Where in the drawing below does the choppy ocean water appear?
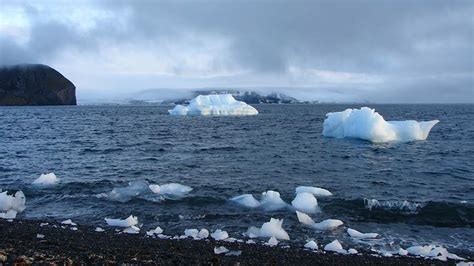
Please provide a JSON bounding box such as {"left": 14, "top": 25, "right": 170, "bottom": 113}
{"left": 1, "top": 104, "right": 473, "bottom": 256}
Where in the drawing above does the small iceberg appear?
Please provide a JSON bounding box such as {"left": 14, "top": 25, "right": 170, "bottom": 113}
{"left": 148, "top": 183, "right": 193, "bottom": 199}
{"left": 0, "top": 210, "right": 17, "bottom": 219}
{"left": 291, "top": 192, "right": 318, "bottom": 214}
{"left": 322, "top": 107, "right": 439, "bottom": 143}
{"left": 214, "top": 246, "right": 229, "bottom": 254}
{"left": 295, "top": 186, "right": 333, "bottom": 197}
{"left": 348, "top": 248, "right": 358, "bottom": 254}
{"left": 146, "top": 226, "right": 163, "bottom": 236}
{"left": 104, "top": 215, "right": 138, "bottom": 227}
{"left": 296, "top": 211, "right": 343, "bottom": 230}
{"left": 168, "top": 94, "right": 258, "bottom": 116}
{"left": 211, "top": 229, "right": 229, "bottom": 240}
{"left": 304, "top": 240, "right": 318, "bottom": 250}
{"left": 105, "top": 180, "right": 149, "bottom": 202}
{"left": 0, "top": 190, "right": 26, "bottom": 216}
{"left": 230, "top": 194, "right": 260, "bottom": 208}
{"left": 123, "top": 225, "right": 140, "bottom": 234}
{"left": 32, "top": 173, "right": 60, "bottom": 186}
{"left": 265, "top": 237, "right": 279, "bottom": 247}
{"left": 347, "top": 228, "right": 378, "bottom": 239}
{"left": 260, "top": 191, "right": 288, "bottom": 211}
{"left": 406, "top": 245, "right": 464, "bottom": 261}
{"left": 95, "top": 227, "right": 105, "bottom": 232}
{"left": 198, "top": 229, "right": 209, "bottom": 239}
{"left": 324, "top": 240, "right": 346, "bottom": 254}
{"left": 61, "top": 219, "right": 77, "bottom": 226}
{"left": 247, "top": 218, "right": 290, "bottom": 240}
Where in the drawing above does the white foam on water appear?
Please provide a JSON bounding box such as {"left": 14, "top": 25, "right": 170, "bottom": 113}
{"left": 323, "top": 107, "right": 439, "bottom": 142}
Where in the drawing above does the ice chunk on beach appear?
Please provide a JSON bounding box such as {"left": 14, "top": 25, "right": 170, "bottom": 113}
{"left": 295, "top": 186, "right": 333, "bottom": 197}
{"left": 347, "top": 228, "right": 378, "bottom": 239}
{"left": 123, "top": 225, "right": 140, "bottom": 234}
{"left": 296, "top": 211, "right": 343, "bottom": 230}
{"left": 0, "top": 210, "right": 17, "bottom": 219}
{"left": 322, "top": 107, "right": 439, "bottom": 142}
{"left": 95, "top": 227, "right": 105, "bottom": 232}
{"left": 304, "top": 240, "right": 318, "bottom": 250}
{"left": 398, "top": 248, "right": 408, "bottom": 256}
{"left": 265, "top": 237, "right": 279, "bottom": 247}
{"left": 260, "top": 191, "right": 287, "bottom": 211}
{"left": 247, "top": 218, "right": 290, "bottom": 240}
{"left": 146, "top": 226, "right": 163, "bottom": 236}
{"left": 32, "top": 173, "right": 59, "bottom": 186}
{"left": 61, "top": 219, "right": 77, "bottom": 226}
{"left": 169, "top": 94, "right": 258, "bottom": 116}
{"left": 198, "top": 229, "right": 209, "bottom": 239}
{"left": 230, "top": 194, "right": 261, "bottom": 208}
{"left": 348, "top": 248, "right": 358, "bottom": 254}
{"left": 184, "top": 229, "right": 199, "bottom": 239}
{"left": 214, "top": 246, "right": 229, "bottom": 254}
{"left": 291, "top": 192, "right": 318, "bottom": 214}
{"left": 105, "top": 215, "right": 138, "bottom": 227}
{"left": 0, "top": 190, "right": 26, "bottom": 213}
{"left": 406, "top": 245, "right": 464, "bottom": 261}
{"left": 148, "top": 183, "right": 193, "bottom": 199}
{"left": 211, "top": 229, "right": 229, "bottom": 240}
{"left": 324, "top": 240, "right": 346, "bottom": 254}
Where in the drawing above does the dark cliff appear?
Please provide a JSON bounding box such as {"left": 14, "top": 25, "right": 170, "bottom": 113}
{"left": 0, "top": 64, "right": 76, "bottom": 106}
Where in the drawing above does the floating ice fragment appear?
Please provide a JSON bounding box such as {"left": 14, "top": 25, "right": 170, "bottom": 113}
{"left": 198, "top": 229, "right": 209, "bottom": 239}
{"left": 291, "top": 192, "right": 318, "bottom": 214}
{"left": 247, "top": 218, "right": 290, "bottom": 240}
{"left": 265, "top": 237, "right": 279, "bottom": 247}
{"left": 324, "top": 240, "right": 346, "bottom": 254}
{"left": 0, "top": 190, "right": 26, "bottom": 213}
{"left": 169, "top": 94, "right": 258, "bottom": 116}
{"left": 148, "top": 183, "right": 193, "bottom": 199}
{"left": 123, "top": 225, "right": 140, "bottom": 234}
{"left": 260, "top": 191, "right": 287, "bottom": 211}
{"left": 32, "top": 173, "right": 59, "bottom": 186}
{"left": 211, "top": 229, "right": 229, "bottom": 240}
{"left": 348, "top": 248, "right": 358, "bottom": 254}
{"left": 225, "top": 250, "right": 242, "bottom": 256}
{"left": 295, "top": 186, "right": 333, "bottom": 197}
{"left": 95, "top": 227, "right": 105, "bottom": 232}
{"left": 347, "top": 228, "right": 378, "bottom": 239}
{"left": 296, "top": 211, "right": 343, "bottom": 230}
{"left": 323, "top": 107, "right": 439, "bottom": 143}
{"left": 230, "top": 194, "right": 260, "bottom": 208}
{"left": 214, "top": 246, "right": 229, "bottom": 254}
{"left": 40, "top": 223, "right": 49, "bottom": 227}
{"left": 36, "top": 234, "right": 45, "bottom": 239}
{"left": 106, "top": 180, "right": 149, "bottom": 202}
{"left": 105, "top": 215, "right": 138, "bottom": 227}
{"left": 61, "top": 219, "right": 77, "bottom": 226}
{"left": 304, "top": 240, "right": 318, "bottom": 250}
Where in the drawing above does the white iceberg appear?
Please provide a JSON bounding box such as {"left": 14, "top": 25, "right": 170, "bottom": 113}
{"left": 95, "top": 227, "right": 105, "bottom": 232}
{"left": 260, "top": 191, "right": 288, "bottom": 211}
{"left": 230, "top": 194, "right": 261, "bottom": 208}
{"left": 398, "top": 248, "right": 408, "bottom": 256}
{"left": 146, "top": 226, "right": 164, "bottom": 236}
{"left": 296, "top": 211, "right": 343, "bottom": 230}
{"left": 184, "top": 229, "right": 199, "bottom": 239}
{"left": 348, "top": 248, "right": 358, "bottom": 254}
{"left": 0, "top": 190, "right": 26, "bottom": 213}
{"left": 304, "top": 240, "right": 318, "bottom": 250}
{"left": 0, "top": 210, "right": 17, "bottom": 219}
{"left": 247, "top": 218, "right": 290, "bottom": 240}
{"left": 347, "top": 228, "right": 378, "bottom": 239}
{"left": 198, "top": 229, "right": 209, "bottom": 239}
{"left": 61, "top": 219, "right": 77, "bottom": 226}
{"left": 104, "top": 215, "right": 138, "bottom": 227}
{"left": 123, "top": 225, "right": 140, "bottom": 234}
{"left": 148, "top": 183, "right": 193, "bottom": 199}
{"left": 211, "top": 229, "right": 229, "bottom": 240}
{"left": 406, "top": 245, "right": 464, "bottom": 261}
{"left": 168, "top": 94, "right": 258, "bottom": 116}
{"left": 322, "top": 107, "right": 439, "bottom": 143}
{"left": 324, "top": 240, "right": 346, "bottom": 254}
{"left": 291, "top": 192, "right": 318, "bottom": 214}
{"left": 32, "top": 173, "right": 60, "bottom": 186}
{"left": 295, "top": 186, "right": 333, "bottom": 197}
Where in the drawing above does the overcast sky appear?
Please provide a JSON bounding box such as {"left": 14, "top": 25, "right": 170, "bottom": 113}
{"left": 0, "top": 0, "right": 473, "bottom": 103}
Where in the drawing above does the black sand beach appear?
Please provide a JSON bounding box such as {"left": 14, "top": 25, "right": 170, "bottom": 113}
{"left": 0, "top": 219, "right": 460, "bottom": 265}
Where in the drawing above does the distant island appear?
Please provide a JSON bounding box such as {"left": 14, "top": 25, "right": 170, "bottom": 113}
{"left": 128, "top": 90, "right": 316, "bottom": 105}
{"left": 0, "top": 64, "right": 76, "bottom": 106}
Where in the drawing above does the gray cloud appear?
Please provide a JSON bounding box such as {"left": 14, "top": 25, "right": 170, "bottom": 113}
{"left": 0, "top": 0, "right": 473, "bottom": 102}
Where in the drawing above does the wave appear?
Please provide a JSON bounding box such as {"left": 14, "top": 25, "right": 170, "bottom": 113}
{"left": 324, "top": 198, "right": 474, "bottom": 228}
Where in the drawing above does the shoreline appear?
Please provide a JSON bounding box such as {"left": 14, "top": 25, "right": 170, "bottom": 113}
{"left": 0, "top": 219, "right": 463, "bottom": 265}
